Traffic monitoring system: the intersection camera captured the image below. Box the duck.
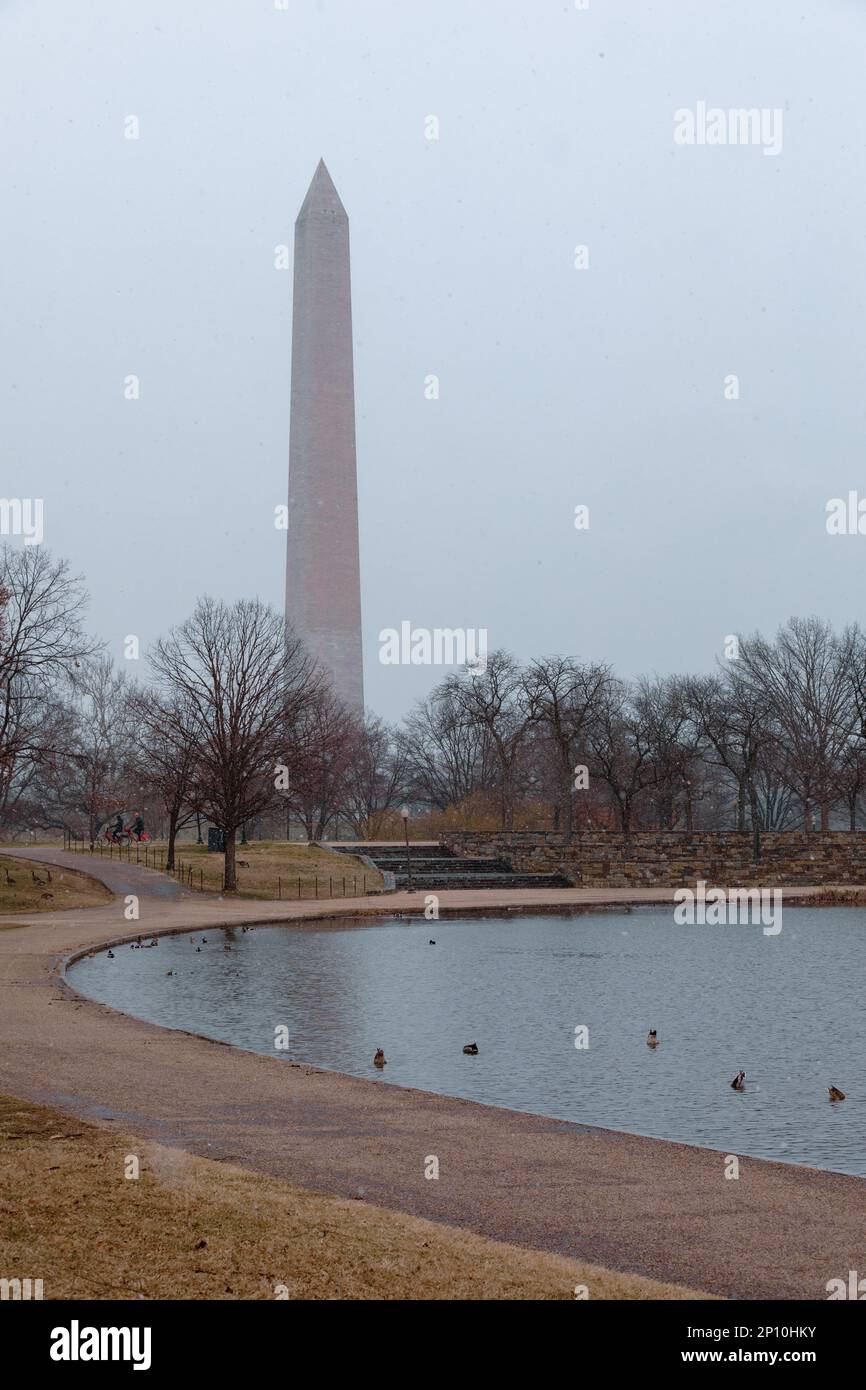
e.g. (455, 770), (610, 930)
(195, 946), (201, 953)
(165, 970), (174, 977)
(646, 1029), (659, 1048)
(201, 937), (208, 944)
(463, 1042), (479, 1055)
(373, 1049), (386, 1067)
(730, 1071), (746, 1091)
(107, 949), (115, 960)
(828, 1085), (846, 1102)
(428, 939), (436, 945)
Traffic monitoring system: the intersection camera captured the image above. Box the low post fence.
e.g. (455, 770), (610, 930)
(63, 835), (371, 901)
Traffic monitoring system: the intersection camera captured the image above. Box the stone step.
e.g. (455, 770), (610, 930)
(371, 856), (513, 874)
(392, 873), (573, 890)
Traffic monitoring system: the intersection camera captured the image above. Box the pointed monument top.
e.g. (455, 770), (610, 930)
(296, 159), (347, 224)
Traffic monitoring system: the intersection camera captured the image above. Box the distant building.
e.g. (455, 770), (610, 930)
(285, 160), (364, 713)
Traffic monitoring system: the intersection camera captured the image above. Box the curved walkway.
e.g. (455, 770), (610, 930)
(0, 848), (864, 1300)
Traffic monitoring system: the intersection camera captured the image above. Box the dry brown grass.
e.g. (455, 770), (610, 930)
(68, 839), (383, 900)
(786, 888), (866, 907)
(0, 855), (112, 915)
(0, 1095), (711, 1301)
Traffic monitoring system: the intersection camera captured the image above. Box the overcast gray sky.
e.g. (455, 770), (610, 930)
(2, 0), (864, 719)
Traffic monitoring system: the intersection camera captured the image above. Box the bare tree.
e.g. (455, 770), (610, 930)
(130, 689), (200, 869)
(399, 683), (493, 811)
(684, 668), (773, 855)
(0, 547), (97, 835)
(439, 651), (537, 830)
(523, 656), (610, 842)
(587, 680), (654, 834)
(151, 597), (314, 890)
(284, 685), (355, 841)
(341, 715), (406, 838)
(621, 676), (704, 831)
(57, 658), (135, 842)
(738, 618), (853, 833)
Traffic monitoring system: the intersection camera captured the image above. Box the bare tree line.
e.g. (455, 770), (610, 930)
(399, 622), (866, 845)
(0, 546), (408, 887)
(4, 544), (866, 885)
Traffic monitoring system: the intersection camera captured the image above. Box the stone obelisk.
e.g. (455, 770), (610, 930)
(286, 160), (364, 713)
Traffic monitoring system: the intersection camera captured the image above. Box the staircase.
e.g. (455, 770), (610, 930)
(333, 844), (572, 891)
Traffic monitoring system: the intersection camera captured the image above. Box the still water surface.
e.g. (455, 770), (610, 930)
(69, 909), (866, 1176)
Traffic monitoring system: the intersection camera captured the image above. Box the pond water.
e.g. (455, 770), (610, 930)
(68, 908), (866, 1177)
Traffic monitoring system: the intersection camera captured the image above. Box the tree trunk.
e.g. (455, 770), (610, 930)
(849, 796), (857, 833)
(561, 783), (575, 845)
(500, 778), (512, 830)
(737, 779), (746, 832)
(748, 783), (761, 862)
(166, 807), (180, 871)
(224, 831), (237, 891)
(820, 800), (829, 833)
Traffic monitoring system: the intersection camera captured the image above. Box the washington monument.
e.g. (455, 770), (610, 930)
(285, 159), (364, 713)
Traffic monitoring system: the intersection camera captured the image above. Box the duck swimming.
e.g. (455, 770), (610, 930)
(107, 950), (115, 959)
(646, 1029), (659, 1048)
(730, 1071), (746, 1091)
(373, 1048), (386, 1067)
(828, 1085), (846, 1102)
(463, 1042), (479, 1055)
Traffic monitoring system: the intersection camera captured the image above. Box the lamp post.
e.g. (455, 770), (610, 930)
(400, 804), (414, 891)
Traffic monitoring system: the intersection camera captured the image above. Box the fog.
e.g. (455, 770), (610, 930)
(2, 0), (864, 719)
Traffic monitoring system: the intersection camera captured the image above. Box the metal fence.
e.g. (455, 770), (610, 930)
(63, 831), (368, 899)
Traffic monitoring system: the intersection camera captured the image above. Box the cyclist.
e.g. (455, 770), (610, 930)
(131, 812), (145, 841)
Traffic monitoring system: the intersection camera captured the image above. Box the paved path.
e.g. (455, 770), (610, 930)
(0, 848), (864, 1300)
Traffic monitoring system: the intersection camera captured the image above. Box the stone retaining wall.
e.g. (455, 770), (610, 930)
(442, 830), (866, 888)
